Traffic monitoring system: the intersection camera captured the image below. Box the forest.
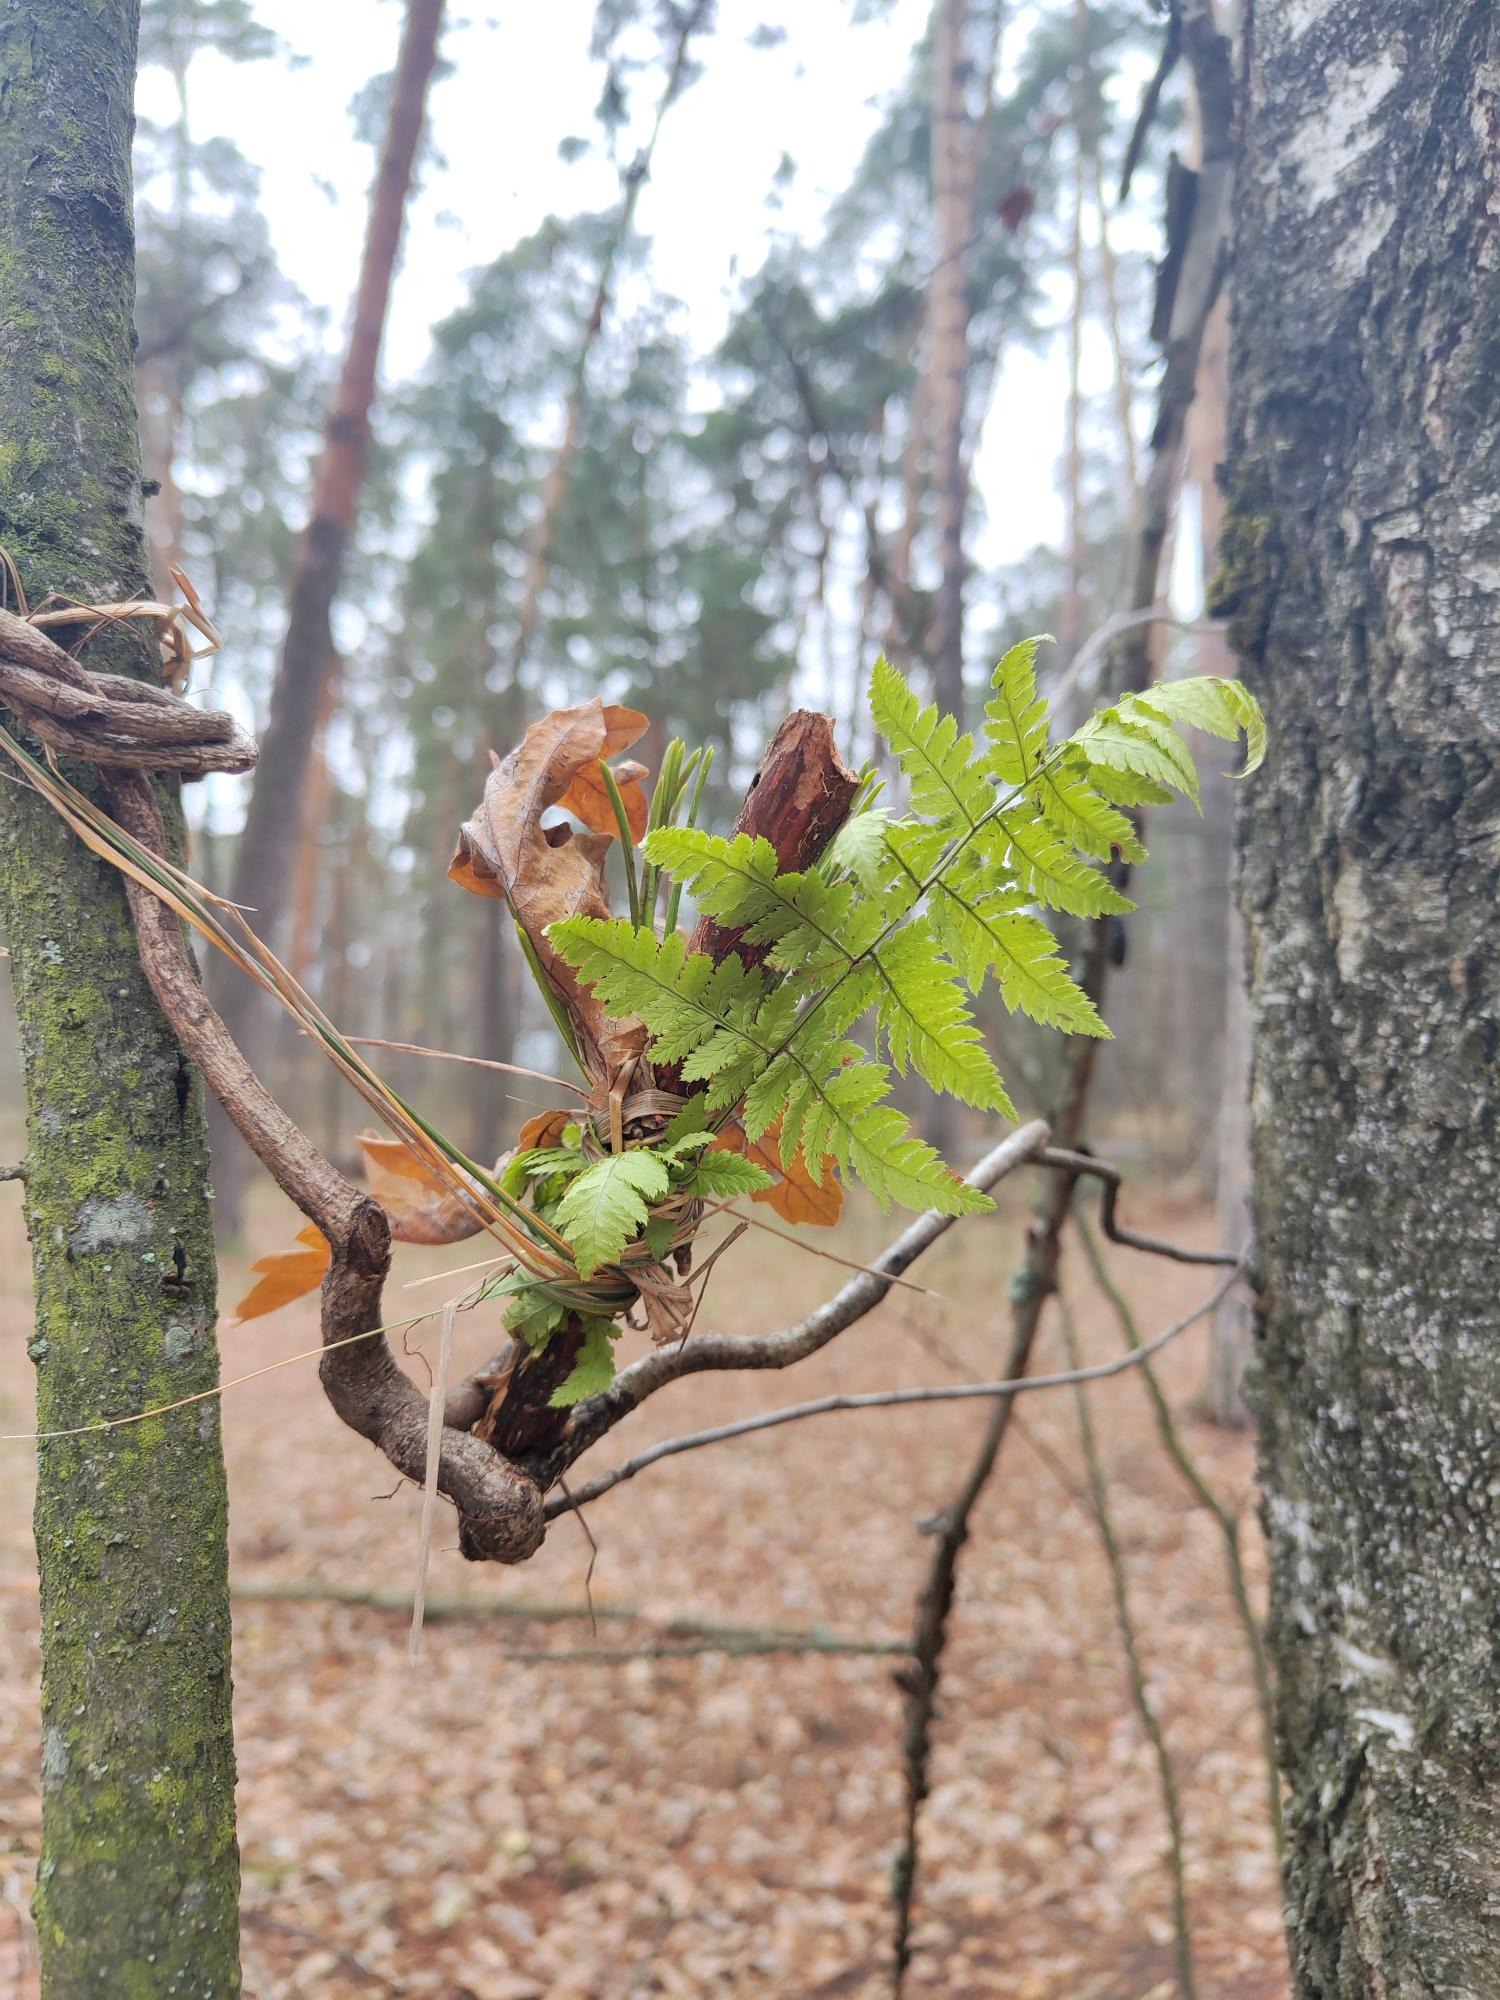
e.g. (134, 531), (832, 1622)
(0, 2), (1494, 1997)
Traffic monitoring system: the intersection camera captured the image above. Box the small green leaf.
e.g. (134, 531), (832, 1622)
(548, 1319), (621, 1406)
(555, 1149), (671, 1279)
(683, 1150), (777, 1199)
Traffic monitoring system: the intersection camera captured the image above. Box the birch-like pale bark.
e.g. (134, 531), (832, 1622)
(1222, 4), (1500, 1989)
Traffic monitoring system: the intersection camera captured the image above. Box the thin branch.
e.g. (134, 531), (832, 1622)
(464, 1637), (907, 1664)
(893, 1362), (1019, 1986)
(1075, 1214), (1283, 1857)
(1058, 1290), (1196, 1999)
(548, 1263), (1240, 1519)
(232, 1582), (908, 1658)
(1037, 1146), (1240, 1265)
(326, 1033), (591, 1099)
(541, 1120), (1052, 1481)
(1119, 0), (1182, 200)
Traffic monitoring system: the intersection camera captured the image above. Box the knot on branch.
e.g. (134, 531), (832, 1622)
(0, 601), (257, 777)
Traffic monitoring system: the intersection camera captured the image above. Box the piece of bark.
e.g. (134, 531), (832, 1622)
(688, 708), (860, 972)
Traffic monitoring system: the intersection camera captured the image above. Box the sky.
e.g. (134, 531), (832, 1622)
(136, 0), (1111, 570)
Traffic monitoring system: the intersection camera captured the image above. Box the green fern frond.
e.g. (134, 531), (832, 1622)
(1086, 766), (1176, 810)
(1126, 675), (1267, 773)
(870, 921), (1016, 1114)
(870, 654), (994, 833)
(542, 643), (1264, 1247)
(551, 913), (986, 1216)
(549, 1320), (622, 1407)
(555, 1149), (670, 1280)
(1071, 709), (1203, 808)
(982, 641), (1145, 861)
(983, 635), (1053, 787)
(682, 1150), (777, 1200)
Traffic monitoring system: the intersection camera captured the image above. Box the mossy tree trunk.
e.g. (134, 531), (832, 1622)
(1222, 3), (1500, 1991)
(0, 3), (240, 1992)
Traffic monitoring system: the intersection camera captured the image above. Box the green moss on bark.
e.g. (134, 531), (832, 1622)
(0, 3), (240, 1992)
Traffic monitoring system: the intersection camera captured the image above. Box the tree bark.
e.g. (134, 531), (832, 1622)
(0, 3), (240, 1990)
(210, 0), (445, 1233)
(925, 0), (981, 725)
(1222, 3), (1500, 1989)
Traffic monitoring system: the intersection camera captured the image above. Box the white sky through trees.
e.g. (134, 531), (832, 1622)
(136, 0), (1141, 580)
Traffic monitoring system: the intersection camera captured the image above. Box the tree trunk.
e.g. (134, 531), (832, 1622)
(0, 3), (240, 1990)
(1189, 292), (1251, 1424)
(1222, 4), (1500, 1989)
(209, 0), (445, 1233)
(925, 0), (978, 725)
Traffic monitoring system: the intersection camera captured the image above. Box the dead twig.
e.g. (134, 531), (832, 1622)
(1058, 1290), (1196, 1998)
(231, 1581), (908, 1657)
(1037, 1146), (1240, 1266)
(539, 1121), (1052, 1486)
(1075, 1214), (1282, 1856)
(548, 1265), (1240, 1519)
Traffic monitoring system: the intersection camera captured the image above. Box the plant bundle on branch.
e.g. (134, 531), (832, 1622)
(0, 579), (1261, 1563)
(434, 643), (1261, 1419)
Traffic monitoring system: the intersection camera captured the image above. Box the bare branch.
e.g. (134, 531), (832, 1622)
(1036, 1145), (1240, 1266)
(539, 1119), (1053, 1481)
(1058, 1289), (1197, 1999)
(547, 1261), (1241, 1518)
(232, 1580), (908, 1658)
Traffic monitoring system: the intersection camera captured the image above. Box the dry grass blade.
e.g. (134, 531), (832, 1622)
(410, 1297), (458, 1664)
(0, 721), (574, 1281)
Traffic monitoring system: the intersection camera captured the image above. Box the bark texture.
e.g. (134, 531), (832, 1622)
(1221, 5), (1500, 1992)
(0, 1), (240, 1989)
(925, 0), (982, 724)
(210, 0), (445, 1231)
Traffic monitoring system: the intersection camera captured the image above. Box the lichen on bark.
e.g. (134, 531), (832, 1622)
(1226, 3), (1500, 1994)
(0, 2), (240, 1992)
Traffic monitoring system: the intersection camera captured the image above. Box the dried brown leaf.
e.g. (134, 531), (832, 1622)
(712, 1121), (844, 1228)
(358, 1132), (489, 1247)
(558, 757), (649, 842)
(448, 700), (649, 1085)
(516, 1109), (574, 1152)
(234, 1224), (331, 1322)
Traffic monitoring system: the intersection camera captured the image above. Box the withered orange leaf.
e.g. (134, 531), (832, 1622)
(358, 1131), (488, 1247)
(448, 700), (650, 1085)
(447, 845), (504, 901)
(558, 756), (649, 842)
(713, 1121), (844, 1227)
(234, 1223), (331, 1322)
(599, 704), (649, 755)
(516, 1108), (573, 1152)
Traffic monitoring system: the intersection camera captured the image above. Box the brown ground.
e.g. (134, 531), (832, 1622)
(0, 1162), (1289, 2000)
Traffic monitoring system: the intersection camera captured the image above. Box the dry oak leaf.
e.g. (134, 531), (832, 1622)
(449, 699), (650, 1085)
(713, 1121), (844, 1228)
(555, 703), (650, 842)
(234, 1224), (331, 1323)
(516, 1108), (574, 1152)
(358, 1131), (492, 1247)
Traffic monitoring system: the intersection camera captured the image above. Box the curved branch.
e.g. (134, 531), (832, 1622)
(103, 772), (546, 1565)
(1036, 1145), (1240, 1266)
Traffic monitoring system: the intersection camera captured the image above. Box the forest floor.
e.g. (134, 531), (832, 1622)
(0, 1153), (1289, 2000)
